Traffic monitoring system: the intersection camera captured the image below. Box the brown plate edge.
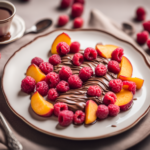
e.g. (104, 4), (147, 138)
(1, 28), (150, 141)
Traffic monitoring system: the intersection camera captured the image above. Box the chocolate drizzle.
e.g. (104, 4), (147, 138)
(54, 50), (117, 112)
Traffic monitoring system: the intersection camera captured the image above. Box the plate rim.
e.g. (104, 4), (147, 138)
(1, 28), (150, 140)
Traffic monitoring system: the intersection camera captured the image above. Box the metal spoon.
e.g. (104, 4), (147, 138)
(24, 19), (53, 35)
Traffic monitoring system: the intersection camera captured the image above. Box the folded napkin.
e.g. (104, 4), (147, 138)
(0, 8), (150, 150)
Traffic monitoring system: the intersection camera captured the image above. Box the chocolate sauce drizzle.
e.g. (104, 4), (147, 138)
(54, 50), (117, 112)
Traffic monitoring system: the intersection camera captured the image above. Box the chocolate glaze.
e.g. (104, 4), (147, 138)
(0, 32), (11, 42)
(54, 50), (117, 112)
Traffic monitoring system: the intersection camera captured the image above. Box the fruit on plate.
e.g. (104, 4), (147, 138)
(115, 89), (133, 111)
(26, 64), (46, 83)
(118, 56), (133, 78)
(95, 44), (118, 58)
(51, 33), (71, 54)
(85, 100), (98, 124)
(31, 91), (54, 117)
(119, 75), (144, 90)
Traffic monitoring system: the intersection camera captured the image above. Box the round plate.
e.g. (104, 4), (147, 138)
(2, 29), (150, 140)
(0, 15), (25, 45)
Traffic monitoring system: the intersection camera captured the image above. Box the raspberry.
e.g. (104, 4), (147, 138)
(137, 31), (149, 45)
(123, 81), (136, 95)
(79, 67), (93, 82)
(103, 92), (117, 105)
(36, 81), (49, 96)
(73, 17), (84, 28)
(56, 80), (70, 93)
(60, 0), (72, 8)
(96, 105), (109, 119)
(45, 72), (60, 88)
(111, 48), (124, 63)
(49, 54), (61, 66)
(68, 75), (82, 89)
(143, 21), (150, 32)
(108, 60), (120, 74)
(54, 102), (68, 117)
(95, 64), (107, 77)
(84, 47), (97, 61)
(58, 15), (69, 26)
(73, 110), (85, 125)
(137, 15), (146, 21)
(59, 66), (72, 81)
(57, 42), (70, 56)
(70, 41), (80, 53)
(47, 88), (59, 101)
(108, 104), (120, 117)
(59, 110), (74, 126)
(136, 7), (146, 21)
(39, 62), (53, 75)
(147, 39), (150, 49)
(74, 0), (85, 5)
(109, 79), (123, 93)
(71, 3), (83, 18)
(31, 57), (43, 67)
(87, 85), (102, 97)
(72, 53), (84, 66)
(21, 76), (36, 94)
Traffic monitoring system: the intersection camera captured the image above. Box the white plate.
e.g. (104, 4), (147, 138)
(0, 15), (25, 44)
(2, 29), (150, 140)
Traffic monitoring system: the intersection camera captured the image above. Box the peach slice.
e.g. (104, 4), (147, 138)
(95, 44), (118, 58)
(118, 56), (133, 78)
(51, 32), (71, 54)
(115, 89), (133, 111)
(119, 75), (144, 90)
(85, 100), (98, 124)
(26, 64), (46, 83)
(31, 91), (54, 117)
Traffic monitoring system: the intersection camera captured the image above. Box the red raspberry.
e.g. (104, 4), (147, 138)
(136, 7), (146, 21)
(49, 54), (61, 66)
(74, 0), (85, 5)
(73, 110), (85, 125)
(79, 67), (93, 82)
(103, 92), (117, 105)
(36, 81), (49, 96)
(39, 62), (53, 75)
(21, 76), (36, 94)
(54, 102), (68, 117)
(58, 15), (69, 26)
(109, 79), (123, 93)
(111, 48), (124, 63)
(56, 80), (70, 93)
(45, 72), (60, 88)
(123, 81), (136, 95)
(59, 66), (72, 81)
(95, 64), (107, 77)
(59, 110), (74, 127)
(70, 41), (80, 53)
(108, 60), (120, 74)
(137, 31), (149, 45)
(60, 0), (72, 9)
(31, 57), (43, 67)
(71, 3), (83, 18)
(137, 15), (146, 21)
(143, 21), (150, 32)
(84, 47), (97, 61)
(57, 42), (70, 56)
(72, 53), (84, 66)
(96, 105), (109, 119)
(108, 104), (120, 117)
(47, 88), (59, 101)
(147, 39), (150, 49)
(68, 75), (82, 89)
(73, 17), (84, 28)
(87, 85), (102, 97)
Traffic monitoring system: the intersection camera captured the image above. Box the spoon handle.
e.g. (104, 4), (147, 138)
(24, 26), (37, 35)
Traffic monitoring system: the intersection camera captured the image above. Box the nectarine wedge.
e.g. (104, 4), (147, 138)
(118, 56), (133, 78)
(51, 32), (71, 54)
(31, 91), (54, 117)
(96, 44), (118, 58)
(115, 89), (133, 111)
(85, 100), (98, 124)
(26, 64), (46, 83)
